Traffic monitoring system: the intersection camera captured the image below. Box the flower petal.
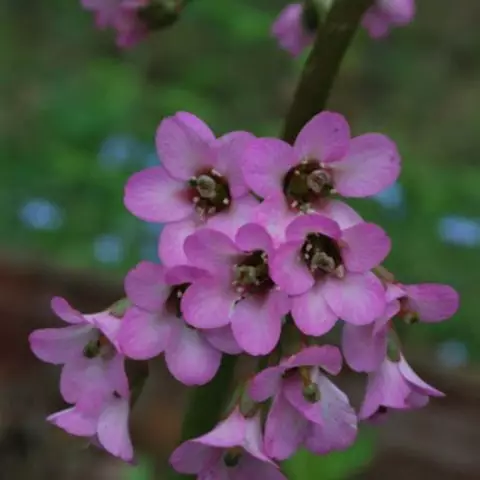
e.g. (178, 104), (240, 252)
(333, 134), (401, 197)
(158, 219), (198, 267)
(235, 456), (288, 480)
(174, 112), (215, 142)
(235, 223), (274, 257)
(124, 166), (192, 223)
(283, 376), (324, 425)
(323, 272), (386, 325)
(51, 297), (86, 324)
(294, 111), (350, 163)
(341, 222), (391, 272)
(165, 265), (208, 285)
(203, 325), (243, 355)
(286, 213), (341, 242)
(242, 412), (273, 463)
(170, 441), (219, 475)
(196, 408), (246, 447)
(156, 116), (213, 181)
(248, 365), (284, 402)
(48, 406), (98, 437)
(321, 200), (363, 230)
(398, 356), (444, 397)
(283, 345), (343, 375)
(242, 138), (297, 199)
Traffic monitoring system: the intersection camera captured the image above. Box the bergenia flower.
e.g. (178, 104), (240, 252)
(360, 354), (444, 420)
(29, 297), (127, 410)
(272, 3), (315, 57)
(249, 346), (357, 460)
(49, 390), (133, 462)
(118, 261), (230, 385)
(242, 111), (400, 212)
(363, 0), (416, 39)
(181, 224), (291, 356)
(270, 213), (389, 333)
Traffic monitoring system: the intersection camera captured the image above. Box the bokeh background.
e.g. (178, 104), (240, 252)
(1, 0), (480, 479)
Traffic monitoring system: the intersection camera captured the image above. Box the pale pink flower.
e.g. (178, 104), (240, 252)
(360, 354), (444, 419)
(181, 224), (291, 356)
(249, 346), (357, 460)
(170, 407), (287, 480)
(270, 213), (389, 332)
(242, 112), (400, 212)
(363, 0), (416, 39)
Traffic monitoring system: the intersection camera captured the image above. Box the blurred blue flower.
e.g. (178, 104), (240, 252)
(94, 234), (124, 264)
(99, 134), (140, 169)
(438, 216), (480, 247)
(19, 198), (63, 230)
(372, 182), (405, 210)
(145, 151), (159, 167)
(436, 340), (469, 369)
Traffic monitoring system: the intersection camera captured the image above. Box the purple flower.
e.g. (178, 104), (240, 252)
(29, 297), (128, 410)
(272, 3), (315, 57)
(181, 224), (291, 356)
(170, 407), (287, 479)
(360, 354), (444, 420)
(242, 112), (400, 212)
(270, 213), (389, 333)
(249, 346), (357, 460)
(118, 261), (233, 385)
(363, 0), (416, 39)
(49, 391), (133, 462)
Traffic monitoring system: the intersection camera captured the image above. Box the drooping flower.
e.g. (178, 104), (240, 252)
(270, 213), (389, 334)
(248, 346), (357, 460)
(359, 354), (444, 420)
(271, 3), (316, 57)
(118, 261), (232, 385)
(242, 112), (400, 213)
(181, 224), (291, 356)
(29, 297), (127, 410)
(362, 0), (416, 39)
(170, 407), (287, 480)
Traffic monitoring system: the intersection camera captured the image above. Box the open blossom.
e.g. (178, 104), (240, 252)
(271, 213), (389, 331)
(181, 224), (291, 356)
(242, 111), (400, 212)
(360, 354), (444, 420)
(363, 0), (416, 39)
(118, 261), (238, 385)
(171, 407), (287, 479)
(249, 346), (357, 460)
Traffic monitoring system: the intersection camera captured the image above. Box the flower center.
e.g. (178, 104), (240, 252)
(283, 160), (333, 210)
(301, 233), (344, 279)
(223, 447), (243, 467)
(165, 283), (190, 318)
(188, 169), (231, 218)
(232, 250), (273, 296)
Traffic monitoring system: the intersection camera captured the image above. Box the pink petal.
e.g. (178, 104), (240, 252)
(286, 214), (341, 242)
(304, 375), (357, 454)
(124, 166), (192, 223)
(174, 112), (215, 142)
(48, 406), (98, 437)
(203, 325), (243, 355)
(291, 285), (338, 336)
(323, 272), (386, 325)
(248, 365), (284, 402)
(283, 376), (324, 425)
(398, 356), (444, 397)
(283, 345), (343, 375)
(386, 283), (406, 302)
(242, 412), (273, 463)
(235, 456), (288, 480)
(294, 111), (350, 163)
(215, 131), (254, 198)
(321, 200), (363, 230)
(158, 219), (198, 267)
(51, 297), (86, 324)
(231, 292), (287, 356)
(165, 265), (208, 285)
(29, 325), (95, 365)
(97, 396), (134, 462)
(333, 134), (401, 197)
(196, 408), (246, 447)
(170, 441), (219, 475)
(235, 223), (274, 257)
(181, 279), (236, 329)
(341, 222), (391, 272)
(156, 116), (213, 181)
(241, 138), (297, 199)
(403, 283), (459, 322)
(165, 318), (222, 386)
(91, 312), (122, 348)
(362, 9), (391, 38)
(117, 307), (173, 360)
(270, 241), (314, 295)
(264, 391), (309, 461)
(124, 261), (170, 311)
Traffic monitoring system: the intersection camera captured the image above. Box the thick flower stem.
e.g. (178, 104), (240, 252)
(167, 355), (237, 479)
(281, 0), (375, 144)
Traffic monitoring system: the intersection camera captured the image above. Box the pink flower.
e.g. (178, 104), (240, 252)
(270, 213), (389, 332)
(118, 261), (233, 385)
(272, 3), (315, 57)
(181, 223), (291, 356)
(249, 346), (357, 460)
(49, 391), (133, 462)
(170, 407), (286, 479)
(360, 354), (443, 419)
(362, 0), (416, 39)
(242, 112), (400, 211)
(29, 297), (128, 410)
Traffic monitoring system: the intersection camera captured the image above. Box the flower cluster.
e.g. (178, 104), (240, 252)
(30, 111), (458, 477)
(273, 0), (416, 56)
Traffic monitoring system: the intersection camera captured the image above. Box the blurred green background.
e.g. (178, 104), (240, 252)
(2, 0), (479, 479)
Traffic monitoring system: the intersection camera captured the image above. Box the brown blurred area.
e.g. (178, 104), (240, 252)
(1, 256), (479, 479)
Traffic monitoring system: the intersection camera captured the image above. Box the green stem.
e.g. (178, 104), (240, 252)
(281, 0), (375, 144)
